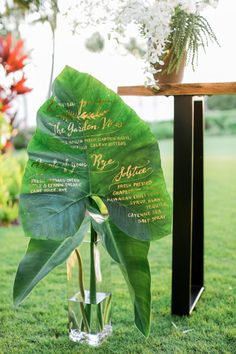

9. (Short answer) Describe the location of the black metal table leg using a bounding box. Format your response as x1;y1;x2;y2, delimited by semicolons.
191;98;205;311
171;96;204;316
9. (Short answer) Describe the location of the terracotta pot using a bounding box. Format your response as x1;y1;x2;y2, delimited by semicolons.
153;50;186;84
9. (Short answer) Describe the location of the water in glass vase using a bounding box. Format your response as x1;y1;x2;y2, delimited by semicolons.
68;290;112;346
67;227;112;346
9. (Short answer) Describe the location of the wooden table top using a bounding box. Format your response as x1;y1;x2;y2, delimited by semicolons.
117;82;236;96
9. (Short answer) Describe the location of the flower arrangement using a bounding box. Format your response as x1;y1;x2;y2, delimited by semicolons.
0;33;32;152
67;0;219;84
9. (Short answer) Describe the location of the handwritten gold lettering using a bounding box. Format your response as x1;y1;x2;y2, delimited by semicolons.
102;117;113;129
67;122;80;136
113;163;152;182
48;122;65;136
79;110;108;120
81;120;98;131
92;153;114;171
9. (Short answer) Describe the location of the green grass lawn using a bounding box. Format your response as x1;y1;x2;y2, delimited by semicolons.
0;136;236;354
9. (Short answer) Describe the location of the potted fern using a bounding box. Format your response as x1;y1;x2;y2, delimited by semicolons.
153;2;219;83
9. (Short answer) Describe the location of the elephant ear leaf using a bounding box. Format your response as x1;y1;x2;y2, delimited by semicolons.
20;66;171;242
14;216;91;306
15;66;171;335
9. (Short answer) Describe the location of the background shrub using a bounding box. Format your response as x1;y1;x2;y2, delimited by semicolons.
0;151;27;224
12;127;35;150
207;95;236;110
148;120;174;140
148;110;236;140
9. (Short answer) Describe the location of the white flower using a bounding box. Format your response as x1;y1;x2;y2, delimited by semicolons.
179;0;197;14
196;0;219;11
64;0;219;84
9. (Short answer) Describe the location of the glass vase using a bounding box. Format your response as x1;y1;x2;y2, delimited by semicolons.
67;226;112;346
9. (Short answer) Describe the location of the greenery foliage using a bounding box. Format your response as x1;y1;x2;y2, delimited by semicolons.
85;32;105;53
164;5;218;74
0;151;27;224
12;127;35;150
205;110;236;135
207;95;236;111
148;121;174;141
124;38;146;58
148;109;236;140
13;67;171;337
0;136;235;353
0;0;58;32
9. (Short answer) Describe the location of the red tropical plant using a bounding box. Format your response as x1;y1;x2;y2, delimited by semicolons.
11;75;32;95
0;33;32;153
0;97;11;113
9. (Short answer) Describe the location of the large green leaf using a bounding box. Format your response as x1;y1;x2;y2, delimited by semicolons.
14;66;172;336
20;66;171;242
20;194;86;240
14;216;90;306
107;223;151;337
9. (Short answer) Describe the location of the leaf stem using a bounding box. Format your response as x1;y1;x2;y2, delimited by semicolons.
75;249;85;300
79;302;90;333
90;225;97;304
47;26;55;99
103;294;112;325
74;248;90;332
